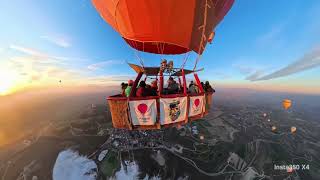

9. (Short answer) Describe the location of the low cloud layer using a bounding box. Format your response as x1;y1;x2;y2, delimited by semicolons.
249;48;320;81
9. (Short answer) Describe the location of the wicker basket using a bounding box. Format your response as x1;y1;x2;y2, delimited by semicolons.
107;98;132;129
205;92;213;114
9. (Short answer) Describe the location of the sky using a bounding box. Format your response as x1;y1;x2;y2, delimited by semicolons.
0;0;320;95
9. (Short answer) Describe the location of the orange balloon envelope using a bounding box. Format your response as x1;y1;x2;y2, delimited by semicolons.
282;99;292;110
92;0;234;54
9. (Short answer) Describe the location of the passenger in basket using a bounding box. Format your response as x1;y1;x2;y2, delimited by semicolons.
204;81;215;93
145;84;157;96
125;80;134;97
136;81;148;97
151;80;158;92
121;82;128;96
201;82;205;89
167;77;179;94
149;81;158;96
188;81;199;94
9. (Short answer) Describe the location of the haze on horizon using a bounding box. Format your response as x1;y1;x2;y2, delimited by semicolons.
1;0;320;96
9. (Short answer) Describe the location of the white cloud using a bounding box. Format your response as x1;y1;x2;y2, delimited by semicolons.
213;71;231;79
249;47;320;81
9;44;93;64
87;60;124;71
245;70;265;81
232;64;257;75
41;35;71;48
10;45;49;59
53;149;97;180
85;75;136;85
7;55;82;87
9;44;69;62
256;24;285;49
7;45;134;88
113;161;139;180
257;26;282;44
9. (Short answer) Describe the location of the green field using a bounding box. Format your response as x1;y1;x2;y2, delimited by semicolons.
100;150;120;177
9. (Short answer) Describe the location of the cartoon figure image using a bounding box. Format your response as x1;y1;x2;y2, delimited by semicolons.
169;100;181;121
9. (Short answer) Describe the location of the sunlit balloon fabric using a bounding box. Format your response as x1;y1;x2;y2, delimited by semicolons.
92;0;234;54
282;99;292;110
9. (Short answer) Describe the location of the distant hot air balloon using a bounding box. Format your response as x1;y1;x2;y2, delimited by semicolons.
291;126;297;133
272;126;277;132
282;99;292;110
200;135;205;140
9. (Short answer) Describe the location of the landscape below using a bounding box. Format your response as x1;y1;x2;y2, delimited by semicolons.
0;87;319;180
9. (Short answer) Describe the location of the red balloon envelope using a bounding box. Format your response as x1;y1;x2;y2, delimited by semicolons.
92;0;234;54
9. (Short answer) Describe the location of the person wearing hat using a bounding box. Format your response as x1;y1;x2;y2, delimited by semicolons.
167;77;179;94
136;81;147;97
188;81;199;94
125;80;134;97
204;81;215;93
149;80;158;96
121;82;128;96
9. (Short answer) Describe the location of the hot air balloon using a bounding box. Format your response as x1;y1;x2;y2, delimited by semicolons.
282;99;292;110
291;126;297;133
200;135;205;140
92;0;234;130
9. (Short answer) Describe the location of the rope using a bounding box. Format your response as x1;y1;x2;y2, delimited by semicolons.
193;0;211;71
181;52;190;69
130;40;144;68
135;51;144;68
156;42;160;54
160;42;165;54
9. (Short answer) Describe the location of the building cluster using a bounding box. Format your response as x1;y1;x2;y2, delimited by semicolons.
108;129;164;150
